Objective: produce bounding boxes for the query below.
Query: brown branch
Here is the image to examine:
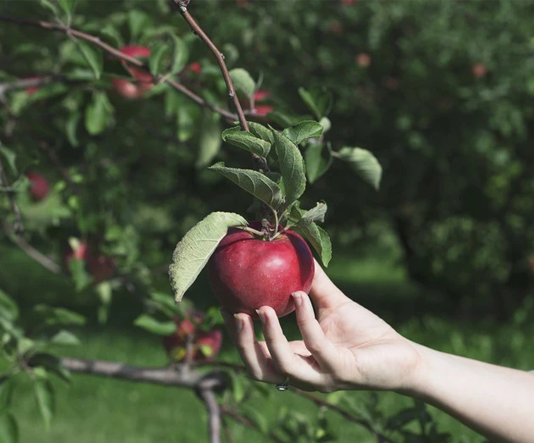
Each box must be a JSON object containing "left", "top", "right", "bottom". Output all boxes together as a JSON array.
[
  {"left": 0, "top": 14, "right": 237, "bottom": 122},
  {"left": 221, "top": 418, "right": 236, "bottom": 443},
  {"left": 0, "top": 152, "right": 23, "bottom": 233},
  {"left": 0, "top": 76, "right": 55, "bottom": 96},
  {"left": 198, "top": 386, "right": 222, "bottom": 443},
  {"left": 3, "top": 222, "right": 62, "bottom": 274}
]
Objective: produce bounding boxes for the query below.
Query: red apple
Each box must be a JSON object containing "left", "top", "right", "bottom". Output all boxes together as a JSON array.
[
  {"left": 163, "top": 312, "right": 223, "bottom": 362},
  {"left": 252, "top": 90, "right": 275, "bottom": 117},
  {"left": 112, "top": 45, "right": 153, "bottom": 99},
  {"left": 357, "top": 53, "right": 371, "bottom": 68},
  {"left": 65, "top": 242, "right": 116, "bottom": 283},
  {"left": 25, "top": 171, "right": 49, "bottom": 202},
  {"left": 208, "top": 222, "right": 314, "bottom": 318},
  {"left": 471, "top": 63, "right": 487, "bottom": 79},
  {"left": 187, "top": 62, "right": 202, "bottom": 74},
  {"left": 24, "top": 76, "right": 43, "bottom": 96}
]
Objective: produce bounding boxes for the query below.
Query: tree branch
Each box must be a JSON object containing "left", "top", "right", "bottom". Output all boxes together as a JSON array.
[
  {"left": 0, "top": 76, "right": 55, "bottom": 96},
  {"left": 220, "top": 405, "right": 285, "bottom": 443},
  {"left": 0, "top": 151, "right": 23, "bottom": 233},
  {"left": 198, "top": 386, "right": 222, "bottom": 443},
  {"left": 0, "top": 14, "right": 237, "bottom": 122}
]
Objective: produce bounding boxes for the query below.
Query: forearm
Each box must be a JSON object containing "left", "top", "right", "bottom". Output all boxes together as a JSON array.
[{"left": 406, "top": 344, "right": 534, "bottom": 443}]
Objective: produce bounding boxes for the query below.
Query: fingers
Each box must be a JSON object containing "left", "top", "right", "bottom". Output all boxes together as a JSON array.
[
  {"left": 292, "top": 291, "right": 338, "bottom": 368},
  {"left": 310, "top": 259, "right": 350, "bottom": 309},
  {"left": 221, "top": 310, "right": 279, "bottom": 383}
]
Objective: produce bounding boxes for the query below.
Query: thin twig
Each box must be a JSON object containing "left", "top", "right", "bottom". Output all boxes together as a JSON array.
[
  {"left": 0, "top": 14, "right": 237, "bottom": 122},
  {"left": 0, "top": 76, "right": 55, "bottom": 96},
  {"left": 221, "top": 418, "right": 236, "bottom": 443},
  {"left": 3, "top": 222, "right": 62, "bottom": 274},
  {"left": 221, "top": 405, "right": 285, "bottom": 443},
  {"left": 198, "top": 386, "right": 222, "bottom": 443},
  {"left": 0, "top": 152, "right": 24, "bottom": 233}
]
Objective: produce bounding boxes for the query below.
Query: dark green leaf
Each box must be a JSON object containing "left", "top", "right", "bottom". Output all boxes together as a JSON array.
[
  {"left": 229, "top": 69, "right": 255, "bottom": 98},
  {"left": 39, "top": 0, "right": 58, "bottom": 16},
  {"left": 0, "top": 290, "right": 18, "bottom": 322},
  {"left": 298, "top": 88, "right": 322, "bottom": 120},
  {"left": 0, "top": 379, "right": 14, "bottom": 414},
  {"left": 169, "top": 212, "right": 247, "bottom": 302},
  {"left": 272, "top": 131, "right": 306, "bottom": 207},
  {"left": 84, "top": 92, "right": 113, "bottom": 136},
  {"left": 34, "top": 379, "right": 54, "bottom": 430},
  {"left": 149, "top": 42, "right": 170, "bottom": 76},
  {"left": 0, "top": 413, "right": 18, "bottom": 443},
  {"left": 209, "top": 162, "right": 284, "bottom": 209},
  {"left": 65, "top": 111, "right": 81, "bottom": 147},
  {"left": 222, "top": 128, "right": 271, "bottom": 157},
  {"left": 58, "top": 0, "right": 76, "bottom": 15},
  {"left": 67, "top": 258, "right": 93, "bottom": 291},
  {"left": 0, "top": 147, "right": 17, "bottom": 175},
  {"left": 248, "top": 121, "right": 274, "bottom": 143},
  {"left": 282, "top": 121, "right": 323, "bottom": 145},
  {"left": 242, "top": 405, "right": 269, "bottom": 434},
  {"left": 298, "top": 87, "right": 332, "bottom": 120},
  {"left": 197, "top": 113, "right": 221, "bottom": 169},
  {"left": 334, "top": 147, "right": 382, "bottom": 190},
  {"left": 134, "top": 315, "right": 176, "bottom": 336},
  {"left": 305, "top": 143, "right": 333, "bottom": 184},
  {"left": 27, "top": 354, "right": 71, "bottom": 383},
  {"left": 296, "top": 222, "right": 332, "bottom": 267},
  {"left": 50, "top": 330, "right": 80, "bottom": 346},
  {"left": 169, "top": 34, "right": 189, "bottom": 74},
  {"left": 128, "top": 10, "right": 151, "bottom": 40},
  {"left": 101, "top": 24, "right": 124, "bottom": 47},
  {"left": 75, "top": 41, "right": 103, "bottom": 80},
  {"left": 33, "top": 305, "right": 86, "bottom": 327}
]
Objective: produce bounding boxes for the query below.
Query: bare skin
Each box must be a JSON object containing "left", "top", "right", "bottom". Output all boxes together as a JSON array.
[{"left": 222, "top": 262, "right": 534, "bottom": 443}]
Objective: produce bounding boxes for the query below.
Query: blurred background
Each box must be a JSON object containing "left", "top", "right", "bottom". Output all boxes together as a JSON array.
[{"left": 1, "top": 0, "right": 534, "bottom": 442}]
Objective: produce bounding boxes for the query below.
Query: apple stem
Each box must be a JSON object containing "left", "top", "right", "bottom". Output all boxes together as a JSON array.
[
  {"left": 270, "top": 223, "right": 295, "bottom": 241},
  {"left": 236, "top": 226, "right": 265, "bottom": 237}
]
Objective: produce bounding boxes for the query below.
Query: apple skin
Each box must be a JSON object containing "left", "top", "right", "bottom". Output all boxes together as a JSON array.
[
  {"left": 163, "top": 313, "right": 223, "bottom": 362},
  {"left": 208, "top": 222, "right": 315, "bottom": 318},
  {"left": 25, "top": 171, "right": 50, "bottom": 202},
  {"left": 112, "top": 45, "right": 153, "bottom": 99},
  {"left": 65, "top": 242, "right": 116, "bottom": 283}
]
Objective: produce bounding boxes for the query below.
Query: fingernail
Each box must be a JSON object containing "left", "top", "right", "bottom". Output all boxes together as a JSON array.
[
  {"left": 233, "top": 314, "right": 243, "bottom": 332},
  {"left": 256, "top": 309, "right": 266, "bottom": 324},
  {"left": 292, "top": 292, "right": 303, "bottom": 307}
]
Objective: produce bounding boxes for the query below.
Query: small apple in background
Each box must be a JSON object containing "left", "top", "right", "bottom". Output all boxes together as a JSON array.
[
  {"left": 208, "top": 222, "right": 314, "bottom": 319},
  {"left": 25, "top": 171, "right": 49, "bottom": 202},
  {"left": 341, "top": 0, "right": 358, "bottom": 5},
  {"left": 357, "top": 53, "right": 371, "bottom": 68},
  {"left": 112, "top": 45, "right": 153, "bottom": 99},
  {"left": 65, "top": 241, "right": 116, "bottom": 283},
  {"left": 252, "top": 90, "right": 275, "bottom": 118},
  {"left": 24, "top": 76, "right": 43, "bottom": 96},
  {"left": 236, "top": 0, "right": 248, "bottom": 7},
  {"left": 187, "top": 62, "right": 202, "bottom": 74},
  {"left": 163, "top": 311, "right": 223, "bottom": 362},
  {"left": 471, "top": 63, "right": 487, "bottom": 79}
]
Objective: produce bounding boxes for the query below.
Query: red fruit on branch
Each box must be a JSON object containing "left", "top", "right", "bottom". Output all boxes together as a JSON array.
[
  {"left": 187, "top": 62, "right": 202, "bottom": 74},
  {"left": 252, "top": 90, "right": 274, "bottom": 117},
  {"left": 208, "top": 222, "right": 315, "bottom": 318},
  {"left": 163, "top": 313, "right": 223, "bottom": 362},
  {"left": 25, "top": 171, "right": 49, "bottom": 202},
  {"left": 356, "top": 53, "right": 371, "bottom": 68},
  {"left": 471, "top": 63, "right": 487, "bottom": 79},
  {"left": 65, "top": 242, "right": 116, "bottom": 283},
  {"left": 112, "top": 45, "right": 153, "bottom": 99}
]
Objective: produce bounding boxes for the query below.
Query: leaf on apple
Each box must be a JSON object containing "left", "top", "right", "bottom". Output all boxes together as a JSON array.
[
  {"left": 271, "top": 130, "right": 306, "bottom": 207},
  {"left": 334, "top": 147, "right": 382, "bottom": 190},
  {"left": 221, "top": 127, "right": 271, "bottom": 157},
  {"left": 282, "top": 120, "right": 323, "bottom": 145},
  {"left": 209, "top": 163, "right": 284, "bottom": 209},
  {"left": 169, "top": 211, "right": 247, "bottom": 302}
]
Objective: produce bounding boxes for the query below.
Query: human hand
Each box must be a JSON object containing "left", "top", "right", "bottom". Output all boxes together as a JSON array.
[{"left": 222, "top": 262, "right": 422, "bottom": 393}]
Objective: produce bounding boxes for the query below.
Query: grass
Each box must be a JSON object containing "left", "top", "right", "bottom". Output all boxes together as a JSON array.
[{"left": 3, "top": 245, "right": 534, "bottom": 443}]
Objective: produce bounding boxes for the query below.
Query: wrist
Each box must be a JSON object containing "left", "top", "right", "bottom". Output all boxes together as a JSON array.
[{"left": 396, "top": 341, "right": 439, "bottom": 399}]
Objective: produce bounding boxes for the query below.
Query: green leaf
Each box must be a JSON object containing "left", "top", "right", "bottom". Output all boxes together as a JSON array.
[
  {"left": 305, "top": 143, "right": 333, "bottom": 184},
  {"left": 197, "top": 113, "right": 222, "bottom": 169},
  {"left": 101, "top": 24, "right": 124, "bottom": 48},
  {"left": 28, "top": 354, "right": 71, "bottom": 383},
  {"left": 149, "top": 42, "right": 170, "bottom": 76},
  {"left": 222, "top": 128, "right": 271, "bottom": 157},
  {"left": 96, "top": 282, "right": 113, "bottom": 325},
  {"left": 242, "top": 405, "right": 269, "bottom": 434},
  {"left": 67, "top": 258, "right": 93, "bottom": 291},
  {"left": 0, "top": 413, "right": 18, "bottom": 443},
  {"left": 335, "top": 147, "right": 382, "bottom": 190},
  {"left": 169, "top": 212, "right": 247, "bottom": 302},
  {"left": 65, "top": 112, "right": 81, "bottom": 147},
  {"left": 0, "top": 147, "right": 17, "bottom": 175},
  {"left": 50, "top": 330, "right": 80, "bottom": 346},
  {"left": 58, "top": 0, "right": 76, "bottom": 15},
  {"left": 385, "top": 408, "right": 419, "bottom": 430},
  {"left": 230, "top": 372, "right": 246, "bottom": 403},
  {"left": 298, "top": 87, "right": 332, "bottom": 120},
  {"left": 298, "top": 88, "right": 322, "bottom": 120},
  {"left": 34, "top": 379, "right": 54, "bottom": 430},
  {"left": 85, "top": 92, "right": 113, "bottom": 136},
  {"left": 209, "top": 163, "right": 284, "bottom": 209},
  {"left": 199, "top": 344, "right": 214, "bottom": 358},
  {"left": 248, "top": 121, "right": 274, "bottom": 143},
  {"left": 128, "top": 10, "right": 151, "bottom": 40},
  {"left": 229, "top": 68, "right": 255, "bottom": 98},
  {"left": 282, "top": 121, "right": 323, "bottom": 145},
  {"left": 169, "top": 34, "right": 189, "bottom": 74},
  {"left": 296, "top": 223, "right": 332, "bottom": 267},
  {"left": 0, "top": 290, "right": 18, "bottom": 322},
  {"left": 272, "top": 131, "right": 306, "bottom": 207},
  {"left": 302, "top": 202, "right": 327, "bottom": 224},
  {"left": 33, "top": 305, "right": 86, "bottom": 327},
  {"left": 134, "top": 315, "right": 176, "bottom": 336},
  {"left": 39, "top": 0, "right": 58, "bottom": 16},
  {"left": 75, "top": 41, "right": 103, "bottom": 80},
  {"left": 0, "top": 379, "right": 14, "bottom": 414}
]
